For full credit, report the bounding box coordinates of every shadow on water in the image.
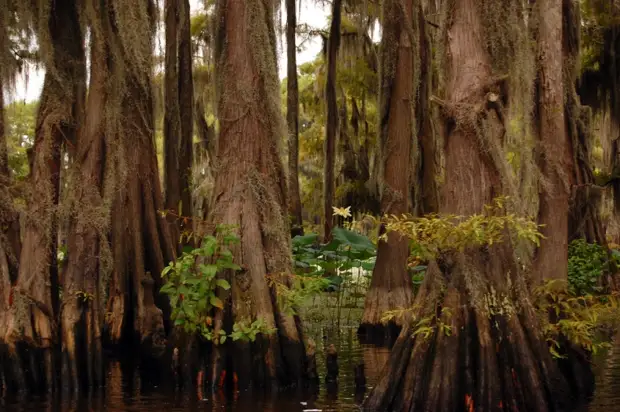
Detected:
[5,325,620,411]
[0,325,391,412]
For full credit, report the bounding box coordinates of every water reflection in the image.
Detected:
[0,326,391,412]
[7,328,620,412]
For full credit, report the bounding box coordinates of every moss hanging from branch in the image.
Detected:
[2,0,86,391]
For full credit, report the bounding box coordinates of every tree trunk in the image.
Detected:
[104,0,176,356]
[164,0,182,247]
[323,0,342,241]
[533,0,573,284]
[3,0,85,391]
[362,1,574,410]
[0,74,23,392]
[60,2,109,389]
[286,0,303,235]
[415,4,438,215]
[358,0,418,342]
[178,0,194,229]
[164,0,193,250]
[199,0,307,390]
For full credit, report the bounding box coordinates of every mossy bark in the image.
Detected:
[532,0,574,284]
[285,0,303,234]
[104,0,176,356]
[0,74,23,391]
[60,4,109,389]
[193,0,307,390]
[3,0,85,392]
[362,1,574,409]
[323,0,342,241]
[164,0,193,249]
[359,0,419,341]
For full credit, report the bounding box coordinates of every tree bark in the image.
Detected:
[323,0,342,241]
[358,0,417,342]
[178,0,194,229]
[164,0,181,248]
[164,0,193,250]
[533,0,573,284]
[0,73,23,392]
[3,0,85,391]
[104,0,176,356]
[286,0,303,234]
[362,1,573,410]
[198,0,307,390]
[60,1,110,389]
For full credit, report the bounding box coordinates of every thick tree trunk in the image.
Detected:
[416,5,438,215]
[104,0,176,356]
[286,0,303,234]
[164,0,193,250]
[533,0,573,284]
[362,1,574,410]
[0,75,23,392]
[323,0,342,241]
[3,0,85,391]
[60,7,109,389]
[358,0,417,342]
[196,0,307,390]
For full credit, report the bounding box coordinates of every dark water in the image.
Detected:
[0,326,390,412]
[3,326,620,411]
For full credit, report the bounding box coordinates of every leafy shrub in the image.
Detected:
[160,225,275,344]
[567,239,609,295]
[534,280,619,358]
[378,196,543,259]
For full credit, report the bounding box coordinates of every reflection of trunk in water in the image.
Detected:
[362,344,391,383]
[587,334,620,410]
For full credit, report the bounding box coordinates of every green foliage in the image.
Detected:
[267,273,331,316]
[292,226,376,288]
[160,225,274,344]
[4,100,35,181]
[380,305,453,339]
[380,197,542,259]
[567,239,612,295]
[534,280,619,358]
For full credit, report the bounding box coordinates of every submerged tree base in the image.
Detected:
[361,252,593,412]
[357,322,400,347]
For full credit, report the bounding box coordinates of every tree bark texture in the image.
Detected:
[362,1,574,410]
[200,0,307,390]
[104,0,176,356]
[323,0,342,242]
[3,0,86,391]
[164,0,194,249]
[286,0,303,233]
[0,72,23,392]
[60,0,110,389]
[359,0,419,340]
[533,0,574,284]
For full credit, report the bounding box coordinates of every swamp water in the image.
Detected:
[3,325,620,411]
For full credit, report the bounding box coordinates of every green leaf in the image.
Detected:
[216,279,231,290]
[182,244,195,254]
[292,233,319,247]
[200,264,218,278]
[220,335,227,344]
[332,227,376,252]
[210,295,224,309]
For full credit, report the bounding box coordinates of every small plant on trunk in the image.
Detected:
[160,225,275,344]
